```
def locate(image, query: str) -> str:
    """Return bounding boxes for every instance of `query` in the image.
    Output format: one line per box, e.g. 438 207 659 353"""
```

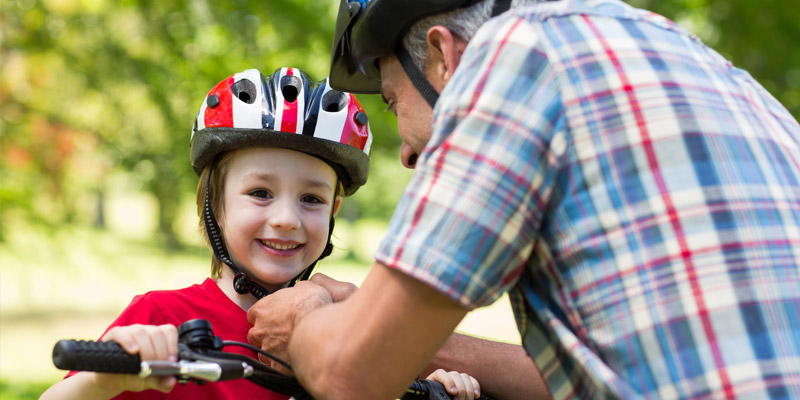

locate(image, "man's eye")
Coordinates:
383 100 396 115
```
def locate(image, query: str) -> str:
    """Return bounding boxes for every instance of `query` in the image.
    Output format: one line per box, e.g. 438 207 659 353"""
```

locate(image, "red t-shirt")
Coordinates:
66 278 289 400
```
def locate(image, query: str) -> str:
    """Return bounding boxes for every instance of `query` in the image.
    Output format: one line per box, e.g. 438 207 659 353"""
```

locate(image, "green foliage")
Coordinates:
0 380 52 400
0 0 398 245
628 0 800 118
1 0 797 246
341 148 414 221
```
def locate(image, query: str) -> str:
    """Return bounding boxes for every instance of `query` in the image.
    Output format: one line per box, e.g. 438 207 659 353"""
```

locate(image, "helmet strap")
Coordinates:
491 0 512 17
393 0 514 108
396 45 439 108
203 164 272 300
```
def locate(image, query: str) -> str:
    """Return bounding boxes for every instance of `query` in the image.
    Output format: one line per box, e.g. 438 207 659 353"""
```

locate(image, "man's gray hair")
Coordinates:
401 0 541 71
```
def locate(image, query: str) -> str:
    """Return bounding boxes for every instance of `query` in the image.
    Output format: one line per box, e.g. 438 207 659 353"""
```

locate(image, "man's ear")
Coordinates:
425 26 467 90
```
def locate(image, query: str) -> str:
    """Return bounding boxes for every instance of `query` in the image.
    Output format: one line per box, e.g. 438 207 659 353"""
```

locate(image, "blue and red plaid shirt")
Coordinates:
375 0 800 398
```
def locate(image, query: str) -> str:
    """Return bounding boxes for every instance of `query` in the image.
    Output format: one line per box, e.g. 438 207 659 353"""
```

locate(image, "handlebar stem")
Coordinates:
139 360 252 382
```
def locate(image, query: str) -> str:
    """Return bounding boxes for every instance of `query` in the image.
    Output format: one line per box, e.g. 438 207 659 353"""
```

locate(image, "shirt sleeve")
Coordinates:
375 14 568 309
99 294 168 337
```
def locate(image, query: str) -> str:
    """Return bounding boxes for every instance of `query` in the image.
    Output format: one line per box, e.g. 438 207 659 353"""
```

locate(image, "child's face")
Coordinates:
220 147 341 290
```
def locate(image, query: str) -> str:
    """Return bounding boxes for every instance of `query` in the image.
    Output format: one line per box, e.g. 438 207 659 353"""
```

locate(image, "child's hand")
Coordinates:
426 368 481 400
94 324 179 394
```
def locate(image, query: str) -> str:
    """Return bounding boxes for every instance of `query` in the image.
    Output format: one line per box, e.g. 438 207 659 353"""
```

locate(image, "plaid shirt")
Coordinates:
375 0 800 398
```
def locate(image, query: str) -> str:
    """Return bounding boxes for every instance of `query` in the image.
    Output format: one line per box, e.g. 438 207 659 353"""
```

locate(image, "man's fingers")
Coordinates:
260 355 294 376
309 273 357 302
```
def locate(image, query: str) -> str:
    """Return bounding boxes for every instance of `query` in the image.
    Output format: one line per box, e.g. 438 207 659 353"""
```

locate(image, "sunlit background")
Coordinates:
1 0 798 397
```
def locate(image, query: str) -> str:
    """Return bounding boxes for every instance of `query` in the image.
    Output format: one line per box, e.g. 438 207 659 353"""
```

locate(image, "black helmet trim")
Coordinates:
329 0 481 93
191 127 369 196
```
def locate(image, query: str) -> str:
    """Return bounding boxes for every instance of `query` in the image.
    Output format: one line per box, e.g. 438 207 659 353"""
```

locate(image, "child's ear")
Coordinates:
332 196 343 217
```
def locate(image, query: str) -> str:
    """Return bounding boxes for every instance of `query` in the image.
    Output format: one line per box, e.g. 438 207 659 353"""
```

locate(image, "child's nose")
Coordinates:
268 199 301 230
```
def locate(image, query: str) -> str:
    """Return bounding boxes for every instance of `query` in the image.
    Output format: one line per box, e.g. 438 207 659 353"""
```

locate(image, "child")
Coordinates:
41 67 482 400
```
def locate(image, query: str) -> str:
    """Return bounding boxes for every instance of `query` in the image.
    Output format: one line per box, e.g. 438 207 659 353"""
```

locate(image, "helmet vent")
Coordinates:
321 90 348 112
280 76 303 103
231 79 257 104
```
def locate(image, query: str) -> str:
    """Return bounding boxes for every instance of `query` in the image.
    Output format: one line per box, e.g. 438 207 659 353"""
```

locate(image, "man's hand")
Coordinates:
246 280 332 373
309 273 357 302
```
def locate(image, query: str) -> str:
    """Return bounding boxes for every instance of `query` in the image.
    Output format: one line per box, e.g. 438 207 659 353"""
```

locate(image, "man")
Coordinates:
248 0 800 398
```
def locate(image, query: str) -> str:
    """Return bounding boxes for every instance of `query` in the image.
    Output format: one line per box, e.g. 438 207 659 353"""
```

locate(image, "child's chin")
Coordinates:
253 269 303 288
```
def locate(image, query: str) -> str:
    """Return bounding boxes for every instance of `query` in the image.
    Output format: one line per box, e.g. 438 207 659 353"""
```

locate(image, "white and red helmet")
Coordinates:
190 67 373 195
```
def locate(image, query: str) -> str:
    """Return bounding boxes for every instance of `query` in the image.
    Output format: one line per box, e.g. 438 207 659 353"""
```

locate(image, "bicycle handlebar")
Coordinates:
53 340 255 382
52 319 494 400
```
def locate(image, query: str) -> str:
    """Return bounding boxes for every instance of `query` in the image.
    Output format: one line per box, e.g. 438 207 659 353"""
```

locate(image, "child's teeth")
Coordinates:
262 240 298 250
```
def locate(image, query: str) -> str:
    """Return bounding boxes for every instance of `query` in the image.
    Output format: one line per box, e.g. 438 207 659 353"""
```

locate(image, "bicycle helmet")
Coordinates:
191 67 372 196
190 67 373 299
329 0 511 106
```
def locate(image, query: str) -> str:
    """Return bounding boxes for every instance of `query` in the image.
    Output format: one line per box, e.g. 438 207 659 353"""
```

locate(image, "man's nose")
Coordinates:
400 142 418 169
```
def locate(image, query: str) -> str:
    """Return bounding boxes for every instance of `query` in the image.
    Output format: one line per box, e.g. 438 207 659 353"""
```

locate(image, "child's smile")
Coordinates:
257 238 303 253
220 147 341 292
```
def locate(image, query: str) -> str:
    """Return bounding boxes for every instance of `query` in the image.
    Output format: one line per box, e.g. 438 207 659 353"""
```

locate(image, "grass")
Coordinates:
0 218 519 398
0 381 52 400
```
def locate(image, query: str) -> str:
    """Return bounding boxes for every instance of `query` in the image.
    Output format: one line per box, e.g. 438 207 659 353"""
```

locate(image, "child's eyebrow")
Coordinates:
244 172 333 191
300 177 334 192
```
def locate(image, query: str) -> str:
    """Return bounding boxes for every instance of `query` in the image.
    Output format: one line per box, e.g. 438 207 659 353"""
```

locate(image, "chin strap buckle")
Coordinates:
232 271 271 299
233 272 251 294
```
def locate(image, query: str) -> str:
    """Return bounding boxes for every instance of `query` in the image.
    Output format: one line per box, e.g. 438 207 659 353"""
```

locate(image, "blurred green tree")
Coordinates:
628 0 800 117
0 0 400 246
1 0 796 246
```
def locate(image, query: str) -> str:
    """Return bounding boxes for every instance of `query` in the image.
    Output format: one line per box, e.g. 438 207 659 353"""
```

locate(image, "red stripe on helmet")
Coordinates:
280 68 299 133
340 93 370 150
204 75 235 128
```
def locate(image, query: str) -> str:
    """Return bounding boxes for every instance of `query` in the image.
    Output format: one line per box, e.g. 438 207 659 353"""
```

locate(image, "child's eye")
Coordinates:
301 195 324 204
249 189 272 199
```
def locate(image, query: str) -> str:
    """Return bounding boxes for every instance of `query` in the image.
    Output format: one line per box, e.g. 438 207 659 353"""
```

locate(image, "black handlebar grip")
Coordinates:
53 340 141 374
